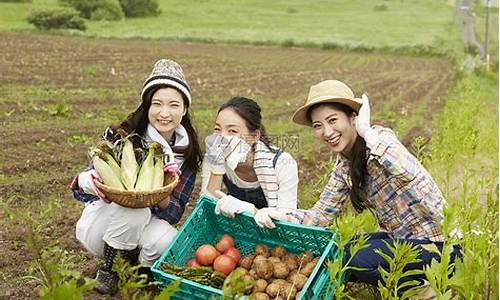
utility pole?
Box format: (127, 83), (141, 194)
(484, 0), (491, 71)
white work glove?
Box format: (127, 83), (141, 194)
(204, 134), (251, 175)
(214, 190), (256, 218)
(355, 94), (378, 146)
(77, 170), (109, 203)
(254, 207), (292, 229)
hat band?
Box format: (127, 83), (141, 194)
(141, 78), (192, 104)
(144, 75), (191, 93)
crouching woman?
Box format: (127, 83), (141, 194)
(255, 80), (461, 295)
(70, 59), (202, 294)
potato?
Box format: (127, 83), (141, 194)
(273, 262), (289, 279)
(252, 292), (270, 300)
(254, 259), (274, 280)
(288, 272), (308, 290)
(282, 253), (298, 271)
(267, 279), (296, 299)
(296, 251), (314, 265)
(252, 254), (268, 265)
(249, 269), (259, 279)
(270, 246), (288, 258)
(268, 256), (281, 264)
(255, 244), (270, 257)
(239, 254), (255, 269)
(265, 282), (281, 297)
(254, 279), (268, 293)
(299, 261), (316, 277)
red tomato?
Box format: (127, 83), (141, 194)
(216, 234), (234, 253)
(195, 244), (218, 266)
(213, 254), (237, 275)
(216, 250), (222, 257)
(186, 258), (200, 268)
(224, 247), (241, 263)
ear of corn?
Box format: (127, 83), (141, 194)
(104, 153), (121, 179)
(152, 156), (164, 189)
(92, 155), (124, 190)
(120, 138), (139, 191)
(135, 145), (155, 191)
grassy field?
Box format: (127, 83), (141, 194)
(0, 0), (459, 53)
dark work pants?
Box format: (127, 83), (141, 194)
(345, 232), (462, 290)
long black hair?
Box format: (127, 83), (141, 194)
(307, 102), (370, 212)
(218, 96), (276, 152)
(111, 85), (202, 172)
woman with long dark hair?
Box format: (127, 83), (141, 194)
(254, 80), (461, 297)
(202, 96), (298, 220)
(70, 59), (202, 294)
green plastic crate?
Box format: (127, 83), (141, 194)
(151, 195), (339, 299)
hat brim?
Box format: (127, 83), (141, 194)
(292, 96), (362, 127)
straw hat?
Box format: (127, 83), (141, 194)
(292, 80), (362, 126)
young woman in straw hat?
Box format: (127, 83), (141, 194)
(70, 59), (202, 294)
(253, 80), (461, 296)
(201, 96), (298, 219)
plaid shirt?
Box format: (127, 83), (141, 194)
(70, 164), (197, 226)
(290, 126), (445, 242)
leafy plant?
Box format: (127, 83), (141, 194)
(375, 241), (423, 300)
(47, 101), (72, 117)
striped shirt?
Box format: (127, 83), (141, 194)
(290, 126), (446, 242)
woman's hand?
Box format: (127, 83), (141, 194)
(204, 133), (250, 174)
(164, 161), (181, 176)
(254, 207), (292, 229)
(355, 93), (371, 138)
(214, 190), (256, 218)
(78, 170), (110, 203)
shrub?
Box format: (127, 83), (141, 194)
(60, 0), (124, 21)
(119, 0), (161, 18)
(91, 0), (124, 21)
(26, 8), (86, 31)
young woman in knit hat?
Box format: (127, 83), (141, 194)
(70, 59), (202, 294)
(253, 80), (461, 297)
(201, 96), (298, 220)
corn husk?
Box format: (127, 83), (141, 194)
(92, 155), (124, 190)
(104, 152), (121, 179)
(135, 145), (155, 191)
(152, 156), (164, 189)
(120, 138), (139, 191)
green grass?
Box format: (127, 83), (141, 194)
(1, 0), (458, 54)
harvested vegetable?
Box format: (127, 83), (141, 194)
(238, 254), (254, 270)
(120, 138), (139, 190)
(160, 263), (226, 288)
(216, 234), (235, 253)
(272, 262), (289, 279)
(255, 244), (270, 257)
(195, 244), (218, 266)
(288, 272), (308, 290)
(254, 279), (268, 292)
(135, 143), (156, 191)
(225, 247), (241, 263)
(91, 152), (124, 190)
(270, 246), (287, 258)
(213, 254), (237, 275)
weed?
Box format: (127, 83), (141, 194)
(47, 101), (71, 117)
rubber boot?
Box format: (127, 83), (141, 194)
(94, 243), (139, 295)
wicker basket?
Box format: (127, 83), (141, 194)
(95, 173), (179, 208)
